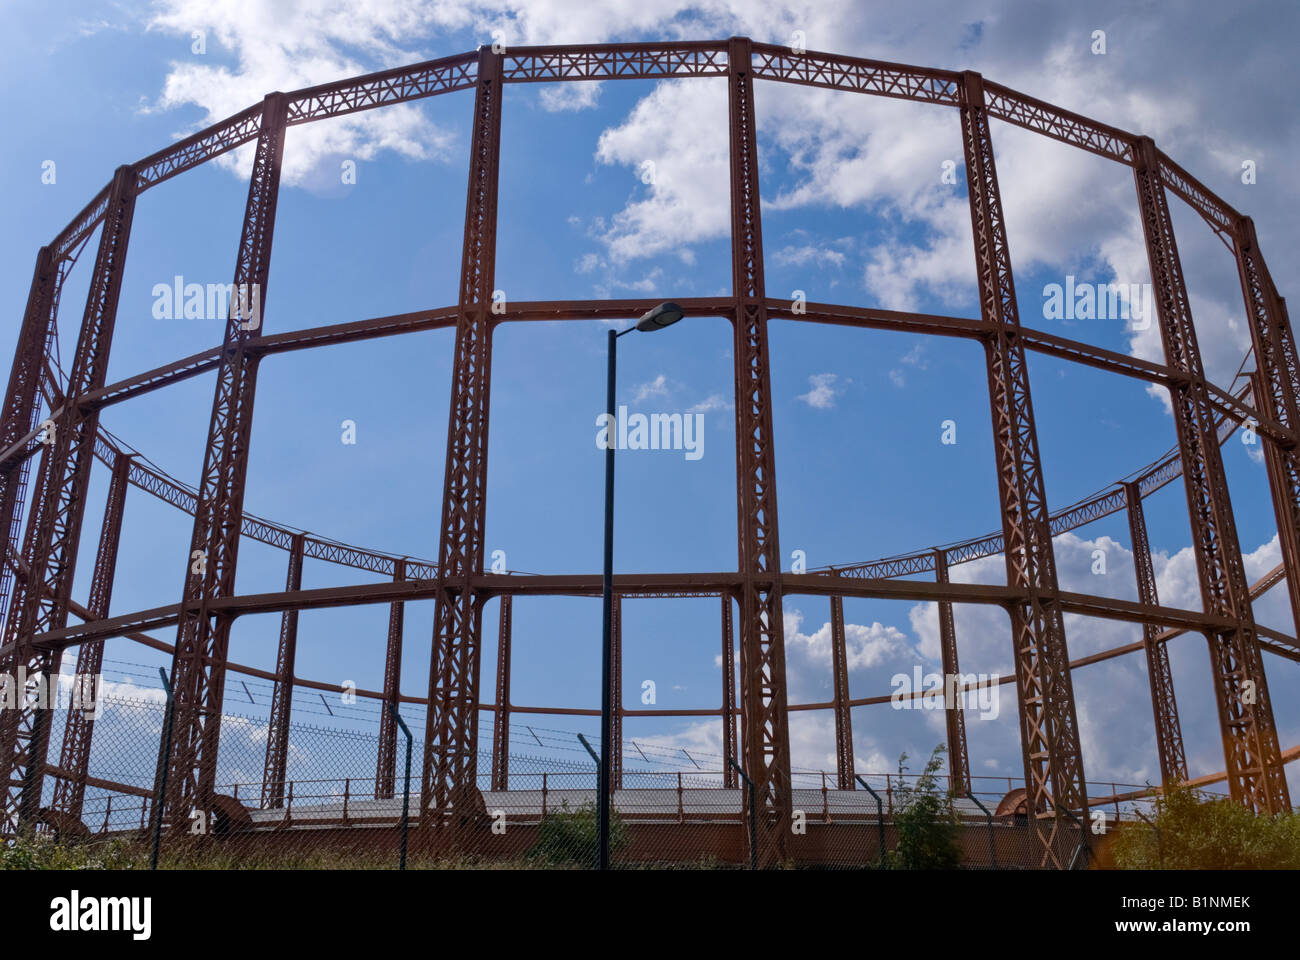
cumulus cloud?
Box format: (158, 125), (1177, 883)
(633, 373), (671, 401)
(797, 372), (840, 409)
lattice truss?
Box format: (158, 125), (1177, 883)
(1, 38), (1296, 866)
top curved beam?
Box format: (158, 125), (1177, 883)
(502, 41), (728, 82)
(43, 39), (1248, 264)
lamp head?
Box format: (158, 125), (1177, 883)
(635, 301), (684, 333)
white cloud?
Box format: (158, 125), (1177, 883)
(773, 244), (846, 269)
(594, 78), (732, 262)
(633, 373), (670, 401)
(797, 372), (839, 409)
(689, 393), (732, 413)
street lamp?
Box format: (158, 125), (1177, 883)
(599, 301), (684, 870)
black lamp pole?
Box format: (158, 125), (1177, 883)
(598, 326), (620, 871)
(598, 302), (684, 871)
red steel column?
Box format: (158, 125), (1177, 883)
(164, 93), (289, 827)
(0, 247), (60, 629)
(1, 164), (138, 835)
(49, 449), (131, 821)
(490, 594), (511, 791)
(1123, 481), (1187, 786)
(960, 71), (1088, 866)
(1251, 369), (1300, 635)
(728, 36), (793, 866)
(1235, 217), (1300, 638)
(261, 532), (304, 808)
(610, 594), (623, 791)
(933, 550), (971, 795)
(828, 595), (854, 789)
(421, 47), (501, 831)
(1133, 137), (1288, 813)
(721, 593), (737, 788)
(375, 558), (406, 799)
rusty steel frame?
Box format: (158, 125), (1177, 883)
(4, 38), (1297, 860)
(1133, 137), (1289, 814)
(610, 595), (624, 791)
(490, 595), (512, 791)
(420, 47), (501, 834)
(261, 533), (304, 809)
(828, 596), (855, 790)
(162, 92), (290, 830)
(375, 558), (407, 800)
(2, 163), (137, 835)
(933, 550), (971, 796)
(1123, 481), (1188, 787)
(720, 594), (738, 789)
(48, 448), (130, 820)
(962, 70), (1087, 866)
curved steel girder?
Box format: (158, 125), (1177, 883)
(46, 41), (1241, 274)
(26, 570), (1252, 655)
(25, 559), (1295, 709)
(3, 299), (1275, 601)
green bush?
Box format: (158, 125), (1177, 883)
(1112, 784), (1300, 869)
(529, 800), (628, 866)
(885, 745), (962, 870)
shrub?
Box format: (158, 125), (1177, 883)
(1112, 784), (1300, 869)
(529, 800), (628, 866)
(885, 745), (962, 870)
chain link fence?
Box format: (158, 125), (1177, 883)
(12, 675), (1151, 870)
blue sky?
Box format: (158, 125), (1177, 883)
(3, 0), (1299, 806)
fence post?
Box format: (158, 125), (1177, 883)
(149, 668), (176, 871)
(854, 775), (886, 868)
(1059, 806), (1092, 870)
(967, 791), (997, 869)
(729, 759), (757, 871)
(577, 734), (604, 868)
(387, 704), (412, 871)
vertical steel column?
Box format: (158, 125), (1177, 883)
(933, 550), (971, 795)
(261, 532), (304, 808)
(1, 164), (138, 835)
(828, 595), (854, 789)
(721, 593), (737, 788)
(1133, 137), (1289, 812)
(421, 47), (501, 831)
(0, 247), (59, 629)
(1235, 217), (1300, 637)
(959, 71), (1087, 866)
(375, 558), (406, 799)
(610, 594), (623, 791)
(1123, 481), (1187, 786)
(50, 450), (131, 821)
(728, 36), (793, 866)
(490, 594), (511, 791)
(1251, 369), (1300, 634)
(164, 93), (289, 826)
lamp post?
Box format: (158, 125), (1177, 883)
(599, 301), (684, 870)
